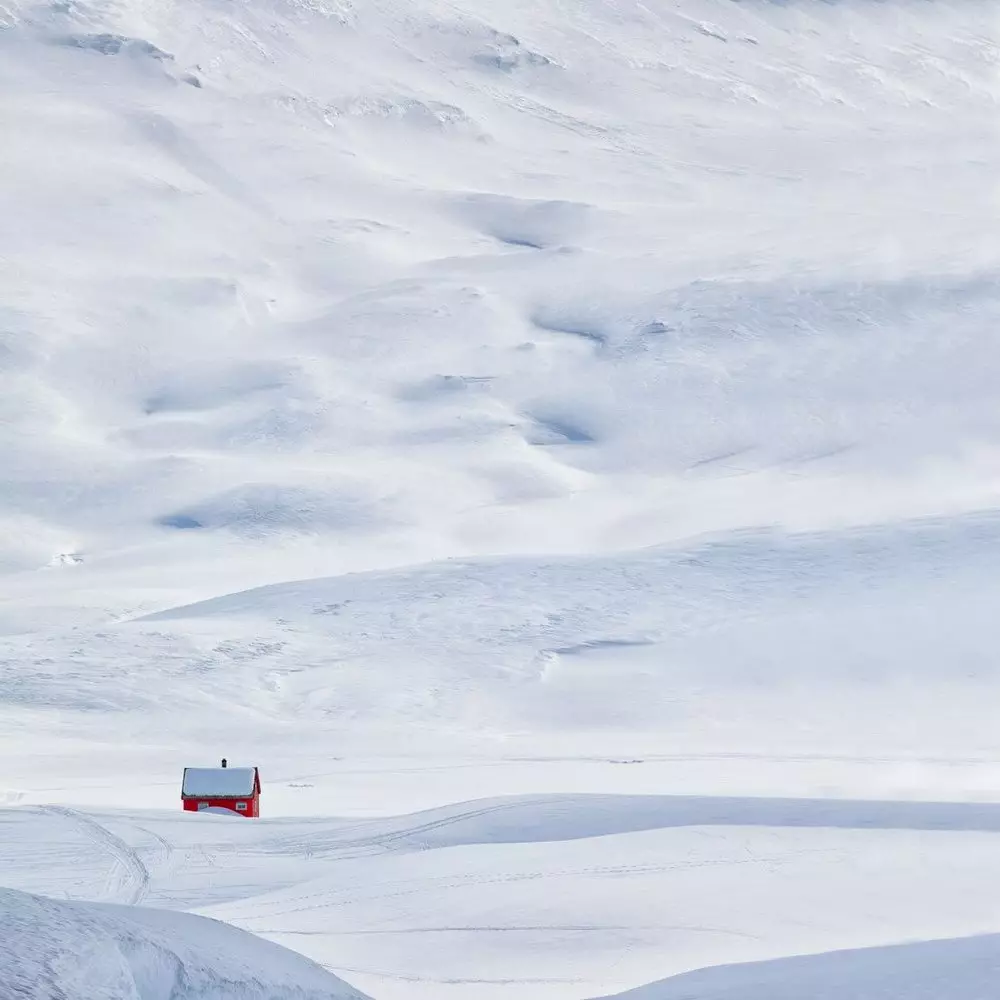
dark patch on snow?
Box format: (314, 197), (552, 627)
(687, 447), (753, 471)
(497, 236), (545, 250)
(157, 485), (381, 538)
(159, 514), (203, 531)
(550, 638), (656, 656)
(640, 320), (671, 337)
(456, 194), (590, 250)
(524, 414), (596, 445)
(782, 443), (857, 465)
(55, 32), (173, 61)
(531, 313), (608, 349)
(620, 319), (675, 354)
(143, 395), (172, 415)
(695, 22), (728, 43)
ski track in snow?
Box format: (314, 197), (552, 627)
(38, 806), (152, 905)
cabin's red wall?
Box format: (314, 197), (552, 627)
(182, 792), (259, 817)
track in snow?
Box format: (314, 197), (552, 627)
(39, 805), (151, 905)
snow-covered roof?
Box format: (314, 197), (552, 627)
(182, 767), (258, 798)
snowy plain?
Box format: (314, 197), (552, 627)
(2, 0), (1000, 996)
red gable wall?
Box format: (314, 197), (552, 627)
(182, 791), (259, 817)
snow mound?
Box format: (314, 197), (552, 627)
(453, 194), (593, 249)
(2, 886), (370, 1000)
(592, 933), (1000, 1000)
(159, 483), (384, 538)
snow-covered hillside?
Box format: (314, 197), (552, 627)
(1, 0), (998, 997)
(2, 885), (369, 999)
(593, 933), (1000, 1000)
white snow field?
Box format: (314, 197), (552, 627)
(1, 0), (999, 997)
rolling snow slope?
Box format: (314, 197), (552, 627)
(2, 886), (370, 1000)
(8, 799), (1000, 1000)
(0, 0), (997, 624)
(593, 934), (1000, 1000)
(1, 0), (999, 997)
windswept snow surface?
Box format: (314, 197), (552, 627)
(2, 0), (999, 997)
(2, 886), (370, 999)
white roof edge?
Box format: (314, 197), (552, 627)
(181, 766), (258, 797)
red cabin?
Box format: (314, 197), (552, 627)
(181, 759), (261, 817)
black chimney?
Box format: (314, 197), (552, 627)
(221, 758), (228, 768)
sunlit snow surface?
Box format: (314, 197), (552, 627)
(1, 0), (998, 997)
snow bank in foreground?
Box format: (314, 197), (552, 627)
(594, 933), (1000, 1000)
(2, 887), (370, 1000)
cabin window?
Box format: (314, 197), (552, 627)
(235, 801), (247, 811)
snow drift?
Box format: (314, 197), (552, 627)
(593, 933), (1000, 1000)
(2, 886), (370, 1000)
